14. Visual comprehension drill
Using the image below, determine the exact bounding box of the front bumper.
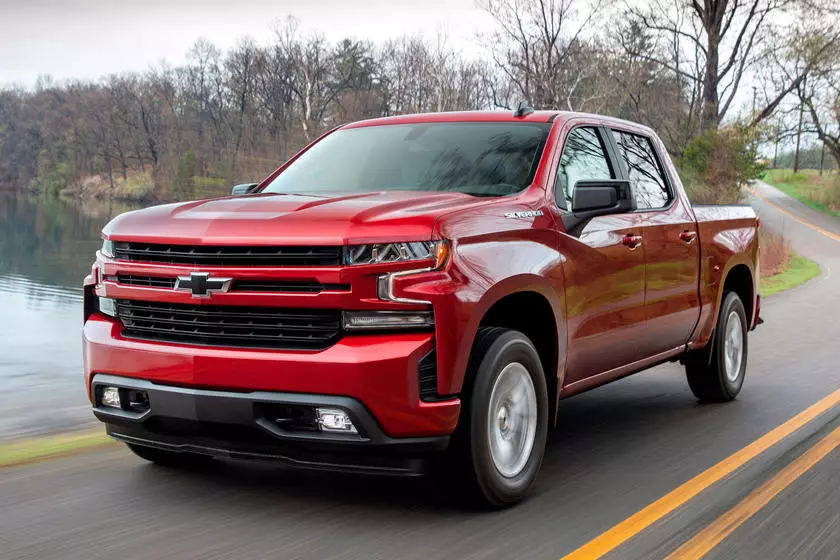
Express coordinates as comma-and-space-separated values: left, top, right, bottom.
94, 374, 448, 476
84, 314, 460, 439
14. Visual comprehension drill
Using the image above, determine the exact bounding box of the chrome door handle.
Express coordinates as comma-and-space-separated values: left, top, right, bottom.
622, 234, 643, 248
679, 230, 697, 243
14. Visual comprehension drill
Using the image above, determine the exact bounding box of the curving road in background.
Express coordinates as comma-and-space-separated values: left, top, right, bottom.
3, 181, 840, 560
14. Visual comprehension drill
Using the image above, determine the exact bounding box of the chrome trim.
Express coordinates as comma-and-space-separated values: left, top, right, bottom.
376, 267, 433, 305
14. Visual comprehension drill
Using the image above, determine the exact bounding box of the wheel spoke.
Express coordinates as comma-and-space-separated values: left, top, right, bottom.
723, 310, 743, 383
487, 362, 538, 478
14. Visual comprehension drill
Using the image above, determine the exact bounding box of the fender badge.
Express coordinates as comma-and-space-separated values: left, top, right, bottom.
504, 210, 544, 219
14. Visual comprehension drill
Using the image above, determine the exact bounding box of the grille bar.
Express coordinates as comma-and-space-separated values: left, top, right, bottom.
112, 275, 349, 293
233, 280, 350, 293
114, 275, 177, 288
114, 242, 342, 266
116, 300, 341, 350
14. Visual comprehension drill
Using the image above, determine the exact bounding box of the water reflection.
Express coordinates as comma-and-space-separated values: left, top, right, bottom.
0, 194, 142, 439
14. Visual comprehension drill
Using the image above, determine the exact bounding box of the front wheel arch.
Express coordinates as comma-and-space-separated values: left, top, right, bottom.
468, 287, 564, 423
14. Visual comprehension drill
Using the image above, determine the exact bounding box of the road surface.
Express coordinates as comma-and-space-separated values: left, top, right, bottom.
2, 181, 839, 560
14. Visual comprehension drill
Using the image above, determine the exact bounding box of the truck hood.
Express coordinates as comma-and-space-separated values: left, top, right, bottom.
103, 191, 492, 245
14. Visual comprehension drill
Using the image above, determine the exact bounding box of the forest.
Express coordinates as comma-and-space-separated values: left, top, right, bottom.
1, 0, 839, 203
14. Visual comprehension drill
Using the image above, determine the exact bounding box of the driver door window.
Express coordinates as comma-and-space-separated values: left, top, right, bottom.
554, 127, 614, 210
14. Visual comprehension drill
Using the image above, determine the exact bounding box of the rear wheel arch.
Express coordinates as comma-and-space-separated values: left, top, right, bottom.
721, 263, 754, 327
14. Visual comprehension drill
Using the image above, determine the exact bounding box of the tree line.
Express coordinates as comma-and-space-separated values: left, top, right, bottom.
1, 0, 838, 201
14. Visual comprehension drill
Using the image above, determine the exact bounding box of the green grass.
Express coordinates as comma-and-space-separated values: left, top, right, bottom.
193, 176, 230, 198
760, 254, 821, 296
0, 430, 113, 467
763, 169, 840, 219
193, 176, 227, 189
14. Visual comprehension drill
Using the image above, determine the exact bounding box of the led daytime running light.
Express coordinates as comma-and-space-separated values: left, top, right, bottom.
345, 241, 446, 266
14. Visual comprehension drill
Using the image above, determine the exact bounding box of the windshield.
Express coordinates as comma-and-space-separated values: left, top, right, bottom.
263, 122, 551, 197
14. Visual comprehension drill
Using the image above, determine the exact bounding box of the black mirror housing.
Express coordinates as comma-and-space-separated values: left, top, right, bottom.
571, 180, 633, 217
562, 179, 634, 234
231, 183, 259, 196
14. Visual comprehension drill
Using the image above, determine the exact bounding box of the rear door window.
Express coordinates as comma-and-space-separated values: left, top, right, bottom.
611, 130, 672, 210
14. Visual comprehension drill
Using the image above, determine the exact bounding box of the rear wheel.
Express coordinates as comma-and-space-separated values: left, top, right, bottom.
685, 291, 748, 402
126, 443, 213, 469
441, 327, 549, 508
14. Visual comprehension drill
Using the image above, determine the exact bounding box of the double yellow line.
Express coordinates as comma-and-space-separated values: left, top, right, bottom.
564, 187, 840, 559
667, 423, 840, 559
561, 389, 840, 559
747, 185, 840, 243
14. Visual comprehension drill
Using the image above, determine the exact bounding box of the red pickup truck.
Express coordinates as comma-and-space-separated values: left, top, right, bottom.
84, 109, 760, 507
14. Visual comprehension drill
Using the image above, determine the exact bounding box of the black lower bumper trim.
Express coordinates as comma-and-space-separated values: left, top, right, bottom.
92, 374, 448, 476
108, 426, 431, 476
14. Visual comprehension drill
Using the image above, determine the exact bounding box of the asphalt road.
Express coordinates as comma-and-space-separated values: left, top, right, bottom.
2, 181, 839, 560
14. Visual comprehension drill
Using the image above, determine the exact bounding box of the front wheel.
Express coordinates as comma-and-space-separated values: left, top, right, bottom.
685, 291, 748, 402
441, 327, 549, 508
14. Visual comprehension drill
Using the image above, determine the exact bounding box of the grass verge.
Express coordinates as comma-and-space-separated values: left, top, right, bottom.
0, 429, 114, 468
760, 254, 821, 296
763, 169, 840, 219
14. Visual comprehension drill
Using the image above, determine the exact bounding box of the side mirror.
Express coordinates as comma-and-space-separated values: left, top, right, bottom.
571, 180, 633, 217
562, 179, 634, 234
231, 183, 259, 196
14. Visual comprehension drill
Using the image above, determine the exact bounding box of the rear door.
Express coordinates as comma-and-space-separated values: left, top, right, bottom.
609, 129, 701, 358
552, 125, 646, 384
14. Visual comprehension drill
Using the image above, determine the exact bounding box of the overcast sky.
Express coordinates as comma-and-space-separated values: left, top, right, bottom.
0, 0, 493, 87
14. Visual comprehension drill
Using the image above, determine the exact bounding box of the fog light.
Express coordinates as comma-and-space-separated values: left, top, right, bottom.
101, 386, 121, 409
315, 408, 358, 434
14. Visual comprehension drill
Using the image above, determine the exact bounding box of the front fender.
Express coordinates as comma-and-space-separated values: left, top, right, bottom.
401, 234, 566, 396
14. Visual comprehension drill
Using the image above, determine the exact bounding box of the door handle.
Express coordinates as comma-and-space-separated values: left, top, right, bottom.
622, 234, 643, 248
679, 230, 698, 243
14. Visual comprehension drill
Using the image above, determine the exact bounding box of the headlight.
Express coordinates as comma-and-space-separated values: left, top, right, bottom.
101, 239, 115, 258
342, 310, 434, 331
344, 241, 448, 267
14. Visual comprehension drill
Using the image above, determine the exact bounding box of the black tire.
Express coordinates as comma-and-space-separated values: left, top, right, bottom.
685, 291, 748, 402
126, 443, 213, 469
440, 327, 549, 509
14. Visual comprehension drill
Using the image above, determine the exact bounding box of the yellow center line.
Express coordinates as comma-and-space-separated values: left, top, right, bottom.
666, 423, 840, 560
560, 388, 840, 560
747, 186, 840, 243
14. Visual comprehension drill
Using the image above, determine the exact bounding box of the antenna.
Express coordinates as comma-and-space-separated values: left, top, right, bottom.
513, 100, 535, 117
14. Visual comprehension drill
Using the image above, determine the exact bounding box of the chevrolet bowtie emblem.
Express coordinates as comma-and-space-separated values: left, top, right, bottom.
174, 272, 232, 298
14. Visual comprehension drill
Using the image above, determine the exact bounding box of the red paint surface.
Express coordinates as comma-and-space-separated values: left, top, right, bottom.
84, 111, 758, 438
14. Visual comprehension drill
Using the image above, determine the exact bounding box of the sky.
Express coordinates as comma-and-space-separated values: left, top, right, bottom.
0, 0, 494, 88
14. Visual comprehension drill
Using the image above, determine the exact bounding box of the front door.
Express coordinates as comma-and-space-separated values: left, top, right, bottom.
553, 125, 647, 384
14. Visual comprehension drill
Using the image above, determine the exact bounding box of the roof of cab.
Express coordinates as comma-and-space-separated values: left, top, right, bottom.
341, 110, 561, 128
340, 110, 655, 136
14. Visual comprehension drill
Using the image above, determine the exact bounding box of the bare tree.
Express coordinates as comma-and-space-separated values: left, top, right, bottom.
481, 0, 607, 110
626, 0, 797, 132
788, 27, 840, 166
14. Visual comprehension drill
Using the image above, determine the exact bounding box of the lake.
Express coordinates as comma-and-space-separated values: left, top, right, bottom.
0, 194, 143, 439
